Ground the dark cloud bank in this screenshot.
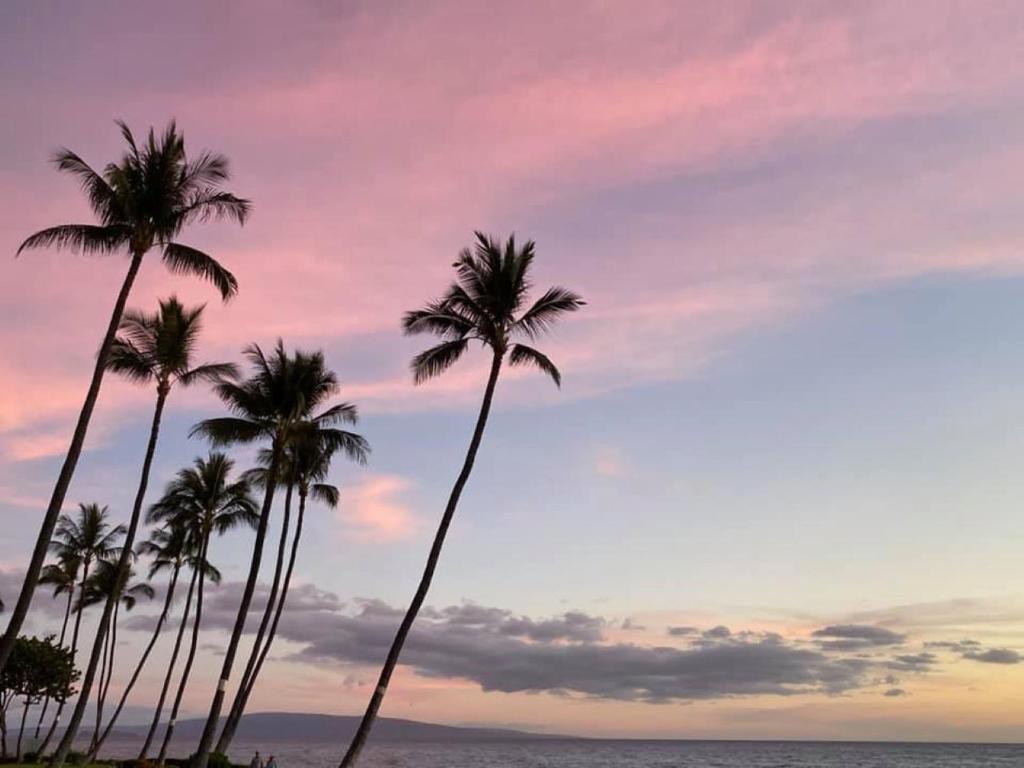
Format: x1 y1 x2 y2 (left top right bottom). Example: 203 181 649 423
188 583 1020 704
12 565 1020 702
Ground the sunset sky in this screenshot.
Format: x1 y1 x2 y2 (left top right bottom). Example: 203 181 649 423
2 0 1024 742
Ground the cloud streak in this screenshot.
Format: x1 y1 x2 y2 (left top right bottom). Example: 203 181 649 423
191 584 959 704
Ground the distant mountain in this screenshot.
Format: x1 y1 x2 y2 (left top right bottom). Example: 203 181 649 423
113 712 568 744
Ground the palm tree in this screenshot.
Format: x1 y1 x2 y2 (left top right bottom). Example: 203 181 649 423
135 539 216 761
215 457 295 755
216 419 366 753
338 233 583 766
54 296 238 764
3 121 248 689
86 524 191 760
79 561 154 752
37 504 125 757
146 453 257 767
190 342 368 768
32 557 80 739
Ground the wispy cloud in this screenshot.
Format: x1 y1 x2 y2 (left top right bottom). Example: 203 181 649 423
336 474 419 543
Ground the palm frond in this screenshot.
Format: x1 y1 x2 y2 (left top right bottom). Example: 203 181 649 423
17 224 129 256
105 338 155 383
181 151 230 187
514 286 585 339
180 189 251 226
114 119 140 161
317 428 371 465
508 343 562 387
190 417 265 445
411 339 469 384
402 302 474 339
52 149 121 223
310 483 340 509
312 402 359 427
202 562 223 585
179 361 239 387
162 242 238 301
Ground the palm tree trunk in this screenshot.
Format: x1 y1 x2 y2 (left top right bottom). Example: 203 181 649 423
139 566 198 760
15 699 30 762
87 567 180 761
0 251 144 675
50 385 169 768
338 352 503 768
217 484 306 754
93 599 119 752
91 623 110 752
34 589 74 739
1 700 9 759
193 447 281 768
157 534 210 767
215 482 293 753
38 563 90 758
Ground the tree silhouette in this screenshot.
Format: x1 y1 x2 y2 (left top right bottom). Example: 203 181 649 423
339 233 582 766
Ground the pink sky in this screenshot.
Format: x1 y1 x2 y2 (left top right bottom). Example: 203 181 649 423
4 0 1024 741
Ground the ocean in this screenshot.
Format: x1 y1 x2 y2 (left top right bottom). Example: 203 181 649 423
215 739 1024 767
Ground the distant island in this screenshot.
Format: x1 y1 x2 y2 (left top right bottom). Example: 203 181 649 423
106 712 572 744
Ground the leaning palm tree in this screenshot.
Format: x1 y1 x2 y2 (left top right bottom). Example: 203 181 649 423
4 121 249 686
37 504 124 757
190 342 368 768
338 233 583 766
216 418 366 753
146 453 256 766
135 531 220 761
86 523 192 761
32 557 80 739
79 560 154 753
52 296 237 765
215 455 295 755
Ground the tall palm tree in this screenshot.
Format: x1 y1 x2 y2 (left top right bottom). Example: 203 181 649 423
33 557 80 739
54 296 237 764
146 453 257 767
3 121 248 687
216 419 365 753
135 544 211 761
37 504 124 757
190 342 368 768
215 458 295 754
338 233 583 766
79 561 154 752
86 524 191 760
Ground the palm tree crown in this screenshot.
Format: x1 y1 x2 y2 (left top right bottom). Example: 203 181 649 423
50 504 125 571
139 522 222 585
147 453 259 540
18 121 250 300
191 341 370 463
39 557 81 600
245 418 357 506
80 560 155 611
106 296 238 395
402 232 585 386
289 421 346 506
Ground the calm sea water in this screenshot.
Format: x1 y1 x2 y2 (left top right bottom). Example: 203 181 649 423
210 739 1024 768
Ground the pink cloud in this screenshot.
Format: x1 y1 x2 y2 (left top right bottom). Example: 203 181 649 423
4 1 1024 443
336 474 419 543
593 445 628 479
